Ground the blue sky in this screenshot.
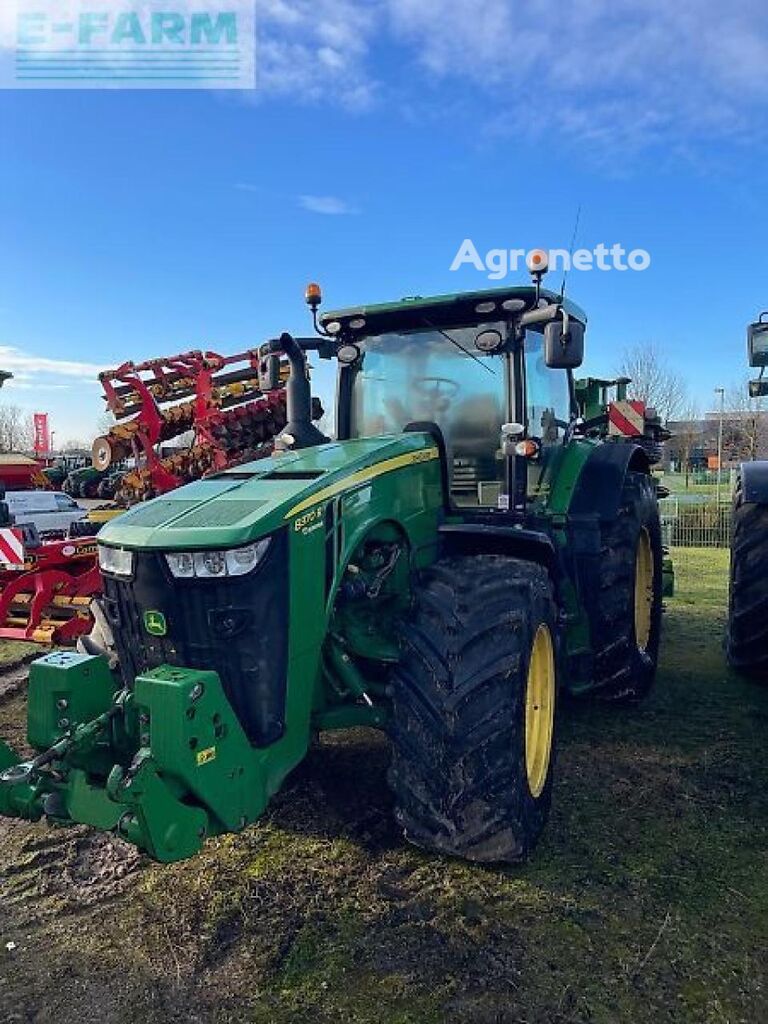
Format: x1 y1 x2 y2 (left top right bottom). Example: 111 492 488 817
2 0 768 442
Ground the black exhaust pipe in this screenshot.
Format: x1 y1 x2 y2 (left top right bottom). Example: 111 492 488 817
270 333 328 450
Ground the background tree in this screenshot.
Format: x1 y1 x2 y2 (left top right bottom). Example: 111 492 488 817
60 438 90 453
666 400 701 487
618 342 687 424
0 404 34 453
723 379 768 462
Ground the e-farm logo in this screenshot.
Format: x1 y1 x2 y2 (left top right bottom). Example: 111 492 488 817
1 1 255 89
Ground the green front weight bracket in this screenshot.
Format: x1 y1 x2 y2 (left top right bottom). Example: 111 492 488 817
105 665 271 863
1 656 272 861
108 755 210 863
28 651 117 752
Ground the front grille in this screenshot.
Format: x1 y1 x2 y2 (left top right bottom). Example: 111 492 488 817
102 529 289 747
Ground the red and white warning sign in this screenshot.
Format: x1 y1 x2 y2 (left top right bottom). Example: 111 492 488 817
608 400 646 438
0 528 26 569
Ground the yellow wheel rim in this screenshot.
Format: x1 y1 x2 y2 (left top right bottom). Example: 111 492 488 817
634 528 654 652
525 624 555 800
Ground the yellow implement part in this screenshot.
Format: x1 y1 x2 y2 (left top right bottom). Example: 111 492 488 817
87 508 122 524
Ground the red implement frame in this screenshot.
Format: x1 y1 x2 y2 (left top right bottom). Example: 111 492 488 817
99 349 267 489
0 537 101 645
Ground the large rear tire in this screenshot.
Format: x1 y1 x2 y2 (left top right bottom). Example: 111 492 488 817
589 470 663 702
727 483 768 677
389 556 559 865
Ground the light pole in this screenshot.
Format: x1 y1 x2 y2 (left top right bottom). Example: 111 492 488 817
715 387 725 505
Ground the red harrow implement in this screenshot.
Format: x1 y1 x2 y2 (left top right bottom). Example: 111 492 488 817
93 349 290 505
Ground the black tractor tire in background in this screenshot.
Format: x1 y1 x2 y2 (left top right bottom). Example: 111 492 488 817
389 556 559 865
588 470 664 702
727 483 768 677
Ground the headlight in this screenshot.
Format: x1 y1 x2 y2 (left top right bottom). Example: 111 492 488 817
164 552 195 578
98 545 134 578
165 539 271 579
196 550 227 578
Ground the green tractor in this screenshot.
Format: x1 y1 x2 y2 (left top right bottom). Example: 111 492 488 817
0 267 664 865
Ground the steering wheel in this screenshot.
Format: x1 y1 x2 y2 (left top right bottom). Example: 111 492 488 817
413 377 460 401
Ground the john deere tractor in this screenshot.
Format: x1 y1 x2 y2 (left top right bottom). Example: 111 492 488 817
0 263 663 865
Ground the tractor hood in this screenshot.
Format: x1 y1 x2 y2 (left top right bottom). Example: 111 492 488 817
98 433 439 551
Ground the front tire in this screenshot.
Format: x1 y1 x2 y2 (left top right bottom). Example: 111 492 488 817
389 556 559 865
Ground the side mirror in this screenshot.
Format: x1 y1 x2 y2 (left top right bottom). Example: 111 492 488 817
748 314 768 368
259 354 282 391
544 318 585 369
749 379 768 399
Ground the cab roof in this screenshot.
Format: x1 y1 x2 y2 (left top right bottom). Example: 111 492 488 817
321 285 588 336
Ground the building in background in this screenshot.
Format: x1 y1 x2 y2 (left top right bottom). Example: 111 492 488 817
0 453 47 491
667 409 768 475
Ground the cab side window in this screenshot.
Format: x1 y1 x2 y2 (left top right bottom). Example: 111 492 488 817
525 330 572 445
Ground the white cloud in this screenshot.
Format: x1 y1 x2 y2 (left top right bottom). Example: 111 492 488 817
0 346 103 380
0 348 104 440
255 0 768 154
298 194 358 215
3 2 768 155
256 0 380 110
5 379 73 392
386 0 768 152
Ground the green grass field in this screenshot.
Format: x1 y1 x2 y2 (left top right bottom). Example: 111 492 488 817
661 473 734 499
2 549 768 1024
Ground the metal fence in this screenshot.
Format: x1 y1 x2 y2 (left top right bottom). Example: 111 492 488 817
659 496 731 550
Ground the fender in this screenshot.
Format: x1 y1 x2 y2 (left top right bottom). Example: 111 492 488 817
438 523 558 576
568 442 651 521
738 461 768 504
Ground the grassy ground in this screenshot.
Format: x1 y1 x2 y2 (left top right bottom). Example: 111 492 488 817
661 474 734 499
2 550 768 1024
0 640 43 667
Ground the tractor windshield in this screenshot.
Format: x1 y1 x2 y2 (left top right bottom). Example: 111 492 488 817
348 326 507 506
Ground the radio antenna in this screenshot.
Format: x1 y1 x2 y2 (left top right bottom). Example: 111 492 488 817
560 203 582 302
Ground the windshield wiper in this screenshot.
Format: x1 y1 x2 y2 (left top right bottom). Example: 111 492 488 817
422 319 497 376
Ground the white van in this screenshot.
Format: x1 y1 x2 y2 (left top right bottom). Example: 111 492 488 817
5 491 88 536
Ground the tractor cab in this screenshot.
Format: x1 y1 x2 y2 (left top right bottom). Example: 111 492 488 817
301 256 586 513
